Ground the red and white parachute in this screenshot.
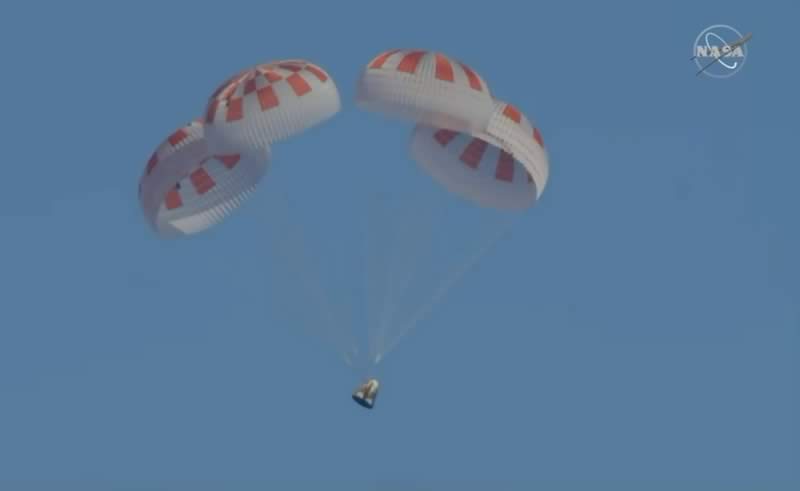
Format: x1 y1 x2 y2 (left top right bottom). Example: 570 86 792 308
204 60 340 154
410 123 537 210
412 99 549 210
357 49 495 136
139 59 341 238
138 58 354 366
357 49 550 209
480 100 549 198
138 121 269 238
357 49 552 365
138 50 552 372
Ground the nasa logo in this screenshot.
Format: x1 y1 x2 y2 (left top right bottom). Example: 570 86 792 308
692 24 749 78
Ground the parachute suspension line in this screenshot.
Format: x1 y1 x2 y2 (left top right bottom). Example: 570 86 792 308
372 199 402 364
375 215 517 364
268 190 357 367
365 194 395 366
373 190 449 362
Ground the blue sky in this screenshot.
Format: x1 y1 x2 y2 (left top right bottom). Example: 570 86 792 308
0 0 797 489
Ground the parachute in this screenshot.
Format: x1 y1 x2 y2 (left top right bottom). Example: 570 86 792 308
138 59 355 364
355 49 550 367
357 49 494 135
140 59 341 236
481 100 549 197
139 51 551 406
138 120 270 238
356 50 548 205
204 60 340 154
410 122 538 210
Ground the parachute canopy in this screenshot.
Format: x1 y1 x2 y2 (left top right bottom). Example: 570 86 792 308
204 60 341 154
357 49 495 135
138 121 270 238
481 100 549 198
141 59 341 239
356 49 549 208
410 99 549 209
410 125 538 210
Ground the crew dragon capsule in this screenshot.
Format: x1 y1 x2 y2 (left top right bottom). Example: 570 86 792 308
352 379 380 409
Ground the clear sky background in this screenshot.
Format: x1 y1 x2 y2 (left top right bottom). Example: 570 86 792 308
0 0 797 489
